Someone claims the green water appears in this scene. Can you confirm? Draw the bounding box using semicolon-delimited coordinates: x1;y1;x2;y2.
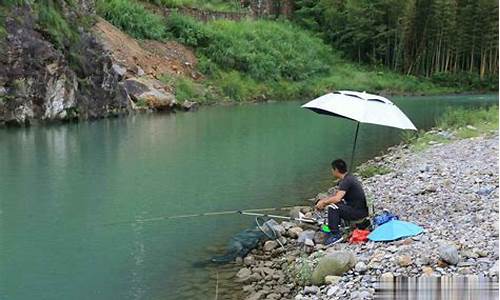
0;94;497;300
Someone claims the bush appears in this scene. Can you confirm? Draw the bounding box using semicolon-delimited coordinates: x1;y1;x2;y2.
165;12;211;47
166;15;334;82
437;106;499;129
148;0;245;12
356;164;392;178
96;0;167;40
431;72;498;91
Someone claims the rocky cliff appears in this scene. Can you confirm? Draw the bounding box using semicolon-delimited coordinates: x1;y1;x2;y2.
0;1;135;126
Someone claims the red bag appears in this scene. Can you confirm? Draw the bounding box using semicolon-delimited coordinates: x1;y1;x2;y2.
349;229;370;244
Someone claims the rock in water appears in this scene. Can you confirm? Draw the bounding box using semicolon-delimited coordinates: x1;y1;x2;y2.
311;251;357;285
438;243;460;265
236;268;252;279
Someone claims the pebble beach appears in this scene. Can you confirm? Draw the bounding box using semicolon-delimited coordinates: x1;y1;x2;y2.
234;130;499;300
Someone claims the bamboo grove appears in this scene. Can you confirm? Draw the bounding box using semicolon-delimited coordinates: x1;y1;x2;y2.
294;0;499;82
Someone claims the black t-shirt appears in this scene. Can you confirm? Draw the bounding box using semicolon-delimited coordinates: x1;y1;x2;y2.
337;174;368;212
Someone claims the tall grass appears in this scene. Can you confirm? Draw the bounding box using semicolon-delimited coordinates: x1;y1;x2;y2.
147;0;245;12
402;105;499;151
36;2;79;49
437;106;499;129
96;0;167;40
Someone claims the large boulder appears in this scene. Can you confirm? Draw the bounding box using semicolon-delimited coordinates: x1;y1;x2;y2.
123;77;175;111
311;251;357;285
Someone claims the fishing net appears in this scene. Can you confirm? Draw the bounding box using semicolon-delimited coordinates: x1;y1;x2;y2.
210;217;284;264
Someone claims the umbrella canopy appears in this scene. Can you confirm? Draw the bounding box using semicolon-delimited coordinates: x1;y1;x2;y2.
301;91;417;130
368;220;423;242
301;90;417;167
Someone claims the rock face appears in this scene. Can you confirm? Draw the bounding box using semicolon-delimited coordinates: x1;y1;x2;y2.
311;251;356;285
0;4;132;126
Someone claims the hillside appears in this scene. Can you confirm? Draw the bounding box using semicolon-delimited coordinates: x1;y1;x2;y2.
0;0;493;126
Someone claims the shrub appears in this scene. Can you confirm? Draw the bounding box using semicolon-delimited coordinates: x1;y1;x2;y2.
437;106;499;129
165;12;211;47
96;0;167;40
356;165;392;178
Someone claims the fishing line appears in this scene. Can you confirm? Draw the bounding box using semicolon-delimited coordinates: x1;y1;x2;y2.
103;205;316;226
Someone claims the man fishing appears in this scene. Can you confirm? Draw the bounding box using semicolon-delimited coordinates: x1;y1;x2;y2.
315;159;369;246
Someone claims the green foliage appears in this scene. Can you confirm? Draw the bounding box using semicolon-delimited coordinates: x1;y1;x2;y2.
159;74;216;103
165;12;211;46
403;105;499;151
167;15;334;82
36;2;79;49
293;0;498;89
437;105;499;130
430;72;499;91
356;164;392;178
96;0;167;40
147;0;245;12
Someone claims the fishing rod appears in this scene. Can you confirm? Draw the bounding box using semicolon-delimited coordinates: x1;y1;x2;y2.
104;205;317;226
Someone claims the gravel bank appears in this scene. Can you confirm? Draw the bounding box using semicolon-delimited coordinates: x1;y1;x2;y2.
235;131;499;300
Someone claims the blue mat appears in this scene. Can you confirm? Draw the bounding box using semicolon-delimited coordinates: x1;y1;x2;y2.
368;220;423;242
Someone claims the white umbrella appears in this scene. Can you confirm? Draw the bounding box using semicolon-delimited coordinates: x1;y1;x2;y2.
301;90;417;167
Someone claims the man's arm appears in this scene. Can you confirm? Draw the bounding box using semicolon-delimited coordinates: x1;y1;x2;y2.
315;190;346;210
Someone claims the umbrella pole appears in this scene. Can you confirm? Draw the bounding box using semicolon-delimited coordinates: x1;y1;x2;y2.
350;121;360;170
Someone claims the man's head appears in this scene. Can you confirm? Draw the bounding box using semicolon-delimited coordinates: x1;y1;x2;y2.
331;159;348;178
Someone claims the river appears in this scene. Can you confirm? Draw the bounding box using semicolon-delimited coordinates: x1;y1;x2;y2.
0;94;497;300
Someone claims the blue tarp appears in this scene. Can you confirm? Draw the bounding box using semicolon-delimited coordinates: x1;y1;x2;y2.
368;220;423;242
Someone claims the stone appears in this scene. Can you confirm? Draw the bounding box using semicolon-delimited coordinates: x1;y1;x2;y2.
236;268;252;279
355;262;368;273
288;227;303;239
311;251;357;285
489;261;499;277
359;290;371;299
326;286;339;296
324;275;342;284
304;238;315;247
398;255;413;267
111;63;127;77
244;255;255;266
303;286;320;295
123;78;175;111
422;266;434;276
281;221;295;230
245;291;264;300
297;230;316;243
263;240;278;252
180;100;199;111
380;272;394;281
438;243;460;265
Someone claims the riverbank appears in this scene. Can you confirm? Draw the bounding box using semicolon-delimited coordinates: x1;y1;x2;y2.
233;111;499;300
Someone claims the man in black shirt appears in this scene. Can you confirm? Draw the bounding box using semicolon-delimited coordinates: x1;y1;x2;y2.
315;159;369;245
